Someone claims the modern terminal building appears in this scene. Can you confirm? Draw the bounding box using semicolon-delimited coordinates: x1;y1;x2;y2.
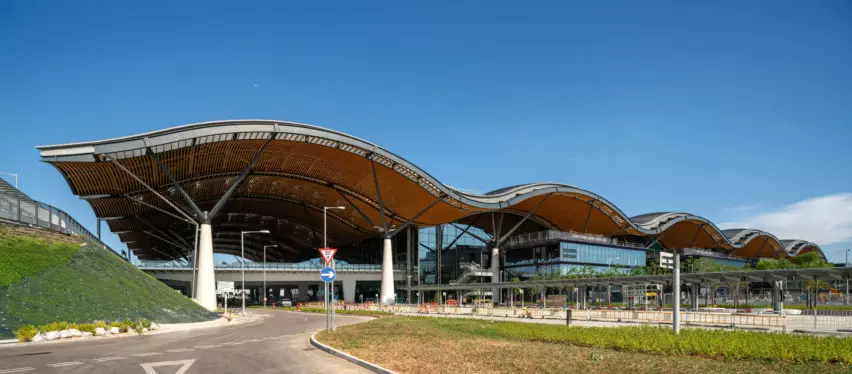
37;120;826;308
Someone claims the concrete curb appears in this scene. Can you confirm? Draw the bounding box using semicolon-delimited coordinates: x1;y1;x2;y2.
310;332;397;374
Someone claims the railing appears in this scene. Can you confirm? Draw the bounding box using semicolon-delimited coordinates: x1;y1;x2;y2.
0;180;118;257
503;230;645;249
681;248;745;261
133;260;405;272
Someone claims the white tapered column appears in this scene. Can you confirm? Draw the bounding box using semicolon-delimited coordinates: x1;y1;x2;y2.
195;223;217;311
380;237;395;304
491;246;500;305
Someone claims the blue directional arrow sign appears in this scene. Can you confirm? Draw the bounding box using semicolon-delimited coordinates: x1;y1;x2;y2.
320;267;336;282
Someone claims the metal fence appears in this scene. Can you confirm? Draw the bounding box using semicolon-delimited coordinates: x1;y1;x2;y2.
133;260;405;273
0;179;116;255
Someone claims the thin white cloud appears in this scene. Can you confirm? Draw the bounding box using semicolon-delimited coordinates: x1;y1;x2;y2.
253;84;260;88
719;193;852;245
722;204;762;214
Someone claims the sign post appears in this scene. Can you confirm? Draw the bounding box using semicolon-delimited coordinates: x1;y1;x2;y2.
320;267;337;332
217;281;234;315
319;248;337;331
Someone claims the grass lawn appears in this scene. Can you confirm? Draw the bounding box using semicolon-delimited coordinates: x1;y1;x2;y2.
316;317;851;374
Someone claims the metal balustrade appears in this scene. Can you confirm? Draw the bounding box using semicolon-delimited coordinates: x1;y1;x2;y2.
503;230;645;249
133;260;405;273
0;178;117;257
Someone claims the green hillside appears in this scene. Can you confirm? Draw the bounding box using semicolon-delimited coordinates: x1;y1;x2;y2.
0;225;218;338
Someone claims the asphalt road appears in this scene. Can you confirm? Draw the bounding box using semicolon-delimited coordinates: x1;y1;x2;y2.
0;310;370;374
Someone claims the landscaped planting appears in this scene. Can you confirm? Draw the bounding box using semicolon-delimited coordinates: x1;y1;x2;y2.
13;318;158;342
0;227;218;339
283;307;393;317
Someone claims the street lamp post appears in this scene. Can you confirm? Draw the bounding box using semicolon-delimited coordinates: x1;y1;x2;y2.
263;244;278;308
846;249;851;306
324;206;345;332
241;230;270;316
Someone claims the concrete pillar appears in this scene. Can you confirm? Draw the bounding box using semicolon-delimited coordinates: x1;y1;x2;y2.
491;246;500;304
343;279;356;304
690;283;699;309
298;283;310;303
195;223;217;311
380;237;395;304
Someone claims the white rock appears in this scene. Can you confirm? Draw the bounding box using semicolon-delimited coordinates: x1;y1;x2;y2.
31;333;45;342
69;329;83;337
127;328;136;334
45;331;60;340
82;332;93;337
95;327;106;336
150;322;159;330
142;328;149;332
109;327;120;334
59;330;72;339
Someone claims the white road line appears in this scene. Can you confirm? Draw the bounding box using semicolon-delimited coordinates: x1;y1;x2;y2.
167;348;195;353
133;352;161;357
0;368;35;374
196;344;220;349
46;362;84;368
94;356;125;362
231;341;246;345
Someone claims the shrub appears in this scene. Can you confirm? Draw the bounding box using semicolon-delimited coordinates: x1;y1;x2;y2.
38;321;68;332
13;325;38;342
120;318;133;332
109;321;121;328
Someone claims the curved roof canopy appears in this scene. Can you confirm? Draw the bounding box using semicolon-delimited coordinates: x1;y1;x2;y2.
37;120;826;262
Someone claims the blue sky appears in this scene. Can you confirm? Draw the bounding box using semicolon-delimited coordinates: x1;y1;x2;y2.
1;1;850;262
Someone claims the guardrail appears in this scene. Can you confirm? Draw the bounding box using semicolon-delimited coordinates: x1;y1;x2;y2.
0;180;118;257
347;305;790;329
133;261;405;273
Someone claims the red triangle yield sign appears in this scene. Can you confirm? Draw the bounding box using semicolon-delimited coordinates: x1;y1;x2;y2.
319;248;337;264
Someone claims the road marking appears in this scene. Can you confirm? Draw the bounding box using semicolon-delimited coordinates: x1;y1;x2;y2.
0;368;35;374
167;348;195;353
140;359;196;374
133;352;162;357
231;341;246;345
94;356;125;362
196;344;221;349
46;362;84;367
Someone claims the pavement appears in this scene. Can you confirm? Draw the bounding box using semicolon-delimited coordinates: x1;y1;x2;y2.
0;310;371;374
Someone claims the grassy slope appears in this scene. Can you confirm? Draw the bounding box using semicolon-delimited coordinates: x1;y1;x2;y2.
0;226;218;338
317;317;851;374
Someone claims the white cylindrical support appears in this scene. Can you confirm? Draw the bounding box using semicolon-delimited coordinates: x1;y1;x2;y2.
380;237;395;304
195;223;217;311
491;246;500;305
673;253;681;334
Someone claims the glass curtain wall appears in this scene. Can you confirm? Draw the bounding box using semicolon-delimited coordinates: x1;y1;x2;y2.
418;224;491;285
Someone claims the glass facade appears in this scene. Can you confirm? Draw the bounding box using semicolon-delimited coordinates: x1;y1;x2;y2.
505;241;647;278
418;225;491;285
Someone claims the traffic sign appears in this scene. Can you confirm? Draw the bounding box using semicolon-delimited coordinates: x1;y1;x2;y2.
319;248;337;264
216;281;234;294
320;267;336;282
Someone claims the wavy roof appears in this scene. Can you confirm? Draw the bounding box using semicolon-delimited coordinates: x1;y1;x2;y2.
37;120;825;261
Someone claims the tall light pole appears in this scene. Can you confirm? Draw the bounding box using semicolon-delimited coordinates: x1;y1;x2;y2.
0;172;18;189
241;230;270;316
846;249;850;306
263;244;278;308
324;206;345;332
